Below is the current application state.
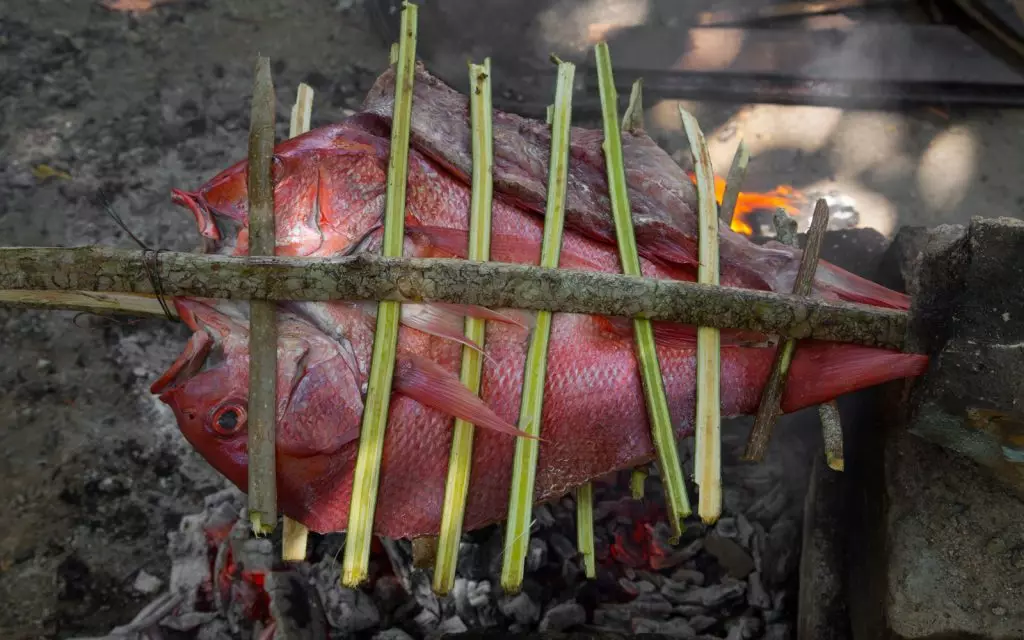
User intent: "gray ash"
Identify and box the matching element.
[75,424,808,640]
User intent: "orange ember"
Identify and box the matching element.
[686,172,807,236]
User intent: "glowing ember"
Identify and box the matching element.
[686,172,807,236]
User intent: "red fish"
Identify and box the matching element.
[153,66,927,539]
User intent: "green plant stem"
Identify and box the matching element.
[500,59,575,594]
[576,483,596,578]
[433,57,495,596]
[341,0,418,588]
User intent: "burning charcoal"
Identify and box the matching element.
[539,601,586,632]
[736,514,755,549]
[498,592,540,626]
[746,485,787,524]
[747,572,771,610]
[233,536,274,574]
[373,628,416,640]
[715,517,739,539]
[689,615,716,632]
[167,514,212,596]
[633,617,697,639]
[669,568,705,586]
[704,534,755,578]
[526,537,548,572]
[763,622,792,639]
[132,569,163,595]
[662,578,746,608]
[310,558,381,634]
[652,538,704,571]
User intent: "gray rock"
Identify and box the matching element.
[538,601,586,632]
[704,534,755,578]
[132,569,163,595]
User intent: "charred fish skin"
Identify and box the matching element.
[153,68,926,539]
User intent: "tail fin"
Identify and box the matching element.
[782,341,928,413]
[815,260,911,310]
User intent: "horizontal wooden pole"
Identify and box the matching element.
[0,246,909,350]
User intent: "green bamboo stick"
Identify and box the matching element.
[500,59,575,593]
[631,467,648,500]
[596,42,691,540]
[432,57,495,596]
[341,0,418,588]
[575,483,596,578]
[679,106,723,525]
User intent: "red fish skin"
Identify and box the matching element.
[153,296,927,540]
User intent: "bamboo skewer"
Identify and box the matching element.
[501,57,576,594]
[679,106,723,525]
[743,199,832,462]
[719,141,750,229]
[341,0,419,588]
[281,82,315,563]
[575,482,596,578]
[433,57,496,595]
[246,56,279,536]
[596,46,691,541]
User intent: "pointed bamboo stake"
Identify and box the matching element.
[596,43,691,540]
[433,57,496,596]
[246,56,278,536]
[719,141,750,229]
[501,57,576,594]
[341,0,418,588]
[281,82,315,563]
[678,106,722,525]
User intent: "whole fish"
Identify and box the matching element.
[154,66,927,539]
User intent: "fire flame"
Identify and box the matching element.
[686,172,807,236]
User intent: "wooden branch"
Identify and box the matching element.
[246,55,279,535]
[0,247,910,350]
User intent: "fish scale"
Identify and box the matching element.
[152,68,927,540]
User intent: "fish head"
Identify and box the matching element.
[171,121,391,259]
[151,298,366,495]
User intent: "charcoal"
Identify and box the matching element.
[674,604,708,617]
[634,580,657,594]
[764,591,787,623]
[311,558,381,634]
[593,604,632,628]
[162,611,219,631]
[266,570,328,640]
[627,592,674,617]
[547,532,577,562]
[725,615,762,640]
[373,575,407,619]
[132,569,163,595]
[735,514,755,550]
[747,572,771,609]
[457,541,487,581]
[618,577,640,596]
[633,616,697,638]
[662,578,746,608]
[526,537,548,572]
[373,628,416,640]
[704,534,754,578]
[427,615,467,639]
[714,518,739,539]
[498,592,540,626]
[764,518,799,586]
[763,622,792,639]
[197,620,234,640]
[635,569,667,588]
[746,485,788,524]
[655,539,704,570]
[414,607,441,633]
[538,601,586,631]
[669,568,705,586]
[533,504,556,528]
[167,513,212,596]
[689,614,716,632]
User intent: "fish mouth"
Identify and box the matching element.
[151,324,214,395]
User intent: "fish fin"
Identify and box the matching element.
[432,303,534,330]
[394,354,539,440]
[407,225,602,270]
[782,342,928,413]
[592,316,765,349]
[400,304,488,355]
[151,327,213,394]
[815,260,911,310]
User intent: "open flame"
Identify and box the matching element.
[686,172,807,236]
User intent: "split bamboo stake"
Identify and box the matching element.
[341,0,418,588]
[819,400,845,471]
[743,199,832,461]
[433,57,496,595]
[719,141,750,229]
[596,45,691,541]
[246,56,278,536]
[281,82,315,563]
[501,57,576,594]
[679,106,722,525]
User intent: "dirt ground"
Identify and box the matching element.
[1,1,1022,638]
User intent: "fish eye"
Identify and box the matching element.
[211,404,247,437]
